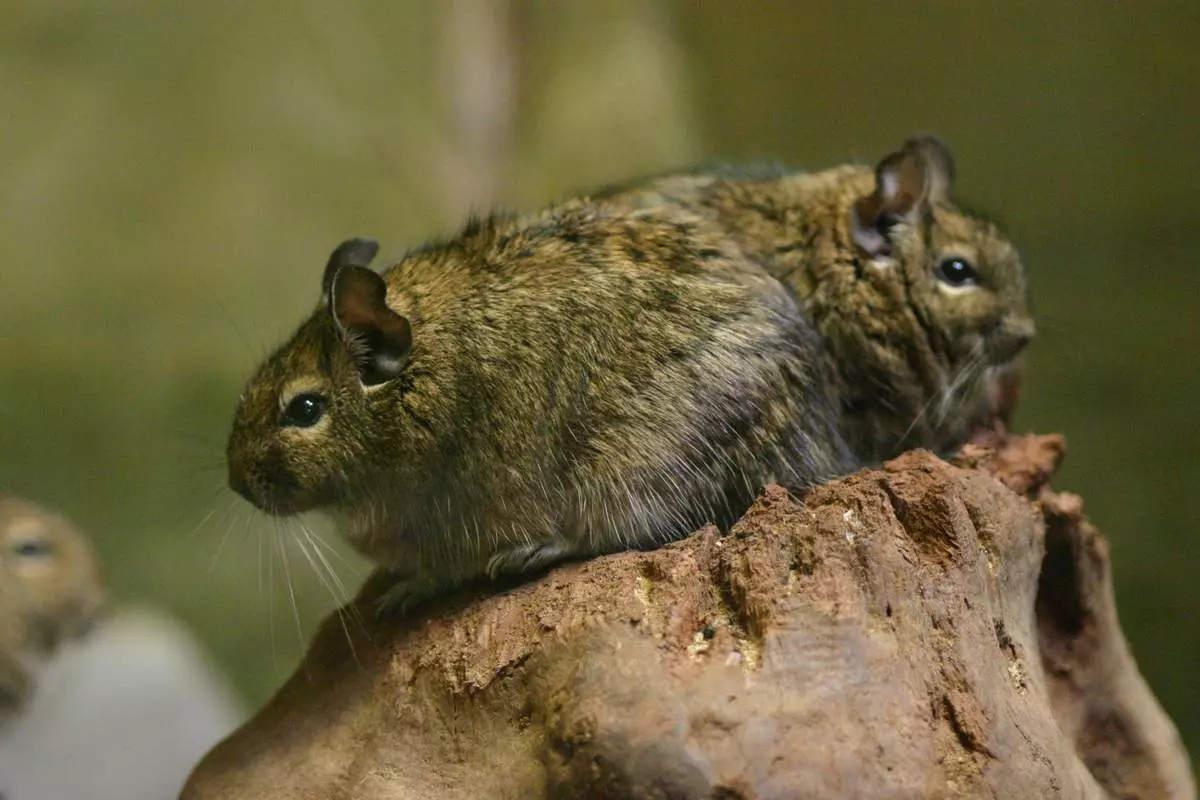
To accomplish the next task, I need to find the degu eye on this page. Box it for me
[281,393,327,428]
[934,257,978,288]
[13,539,52,558]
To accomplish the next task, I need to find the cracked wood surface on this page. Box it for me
[182,434,1195,799]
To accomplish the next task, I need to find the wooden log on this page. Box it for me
[183,434,1195,799]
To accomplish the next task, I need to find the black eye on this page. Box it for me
[281,394,326,428]
[935,257,978,287]
[13,539,52,558]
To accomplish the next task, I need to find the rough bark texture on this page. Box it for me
[182,433,1195,799]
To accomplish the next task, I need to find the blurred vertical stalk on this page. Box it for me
[436,0,516,225]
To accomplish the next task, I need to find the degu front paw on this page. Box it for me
[373,572,448,619]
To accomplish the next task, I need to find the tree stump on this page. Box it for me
[182,433,1195,799]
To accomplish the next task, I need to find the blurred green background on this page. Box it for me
[1,0,1196,766]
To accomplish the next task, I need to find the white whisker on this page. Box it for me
[305,526,365,577]
[299,521,359,603]
[275,524,307,663]
[267,522,279,673]
[186,495,226,541]
[206,502,240,575]
[294,521,361,666]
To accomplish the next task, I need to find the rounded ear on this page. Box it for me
[850,134,957,256]
[321,238,380,300]
[902,133,956,205]
[329,265,412,385]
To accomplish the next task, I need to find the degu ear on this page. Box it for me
[329,264,413,386]
[321,237,381,301]
[851,133,957,256]
[902,134,956,205]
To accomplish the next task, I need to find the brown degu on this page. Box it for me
[0,492,105,716]
[227,135,1033,612]
[593,135,1034,460]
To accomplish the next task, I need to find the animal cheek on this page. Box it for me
[227,447,268,506]
[13,559,56,582]
[261,447,304,492]
[228,461,255,504]
[988,315,1036,362]
[937,287,991,322]
[267,444,339,513]
[228,442,303,514]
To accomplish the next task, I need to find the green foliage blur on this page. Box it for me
[1,0,1196,765]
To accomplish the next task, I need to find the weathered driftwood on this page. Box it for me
[182,434,1195,799]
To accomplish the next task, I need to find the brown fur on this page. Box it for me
[0,492,106,717]
[594,136,1033,460]
[226,135,1033,611]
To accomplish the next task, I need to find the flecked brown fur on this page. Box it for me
[226,135,1034,610]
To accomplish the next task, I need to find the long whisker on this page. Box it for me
[187,491,230,540]
[900,345,988,447]
[256,509,264,600]
[300,521,364,620]
[295,523,347,604]
[275,523,307,670]
[305,525,365,578]
[899,385,942,446]
[206,500,241,575]
[295,521,362,665]
[267,520,279,673]
[956,348,988,413]
[935,350,985,427]
[222,497,247,543]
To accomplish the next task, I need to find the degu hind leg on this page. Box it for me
[485,539,588,581]
[375,541,586,617]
